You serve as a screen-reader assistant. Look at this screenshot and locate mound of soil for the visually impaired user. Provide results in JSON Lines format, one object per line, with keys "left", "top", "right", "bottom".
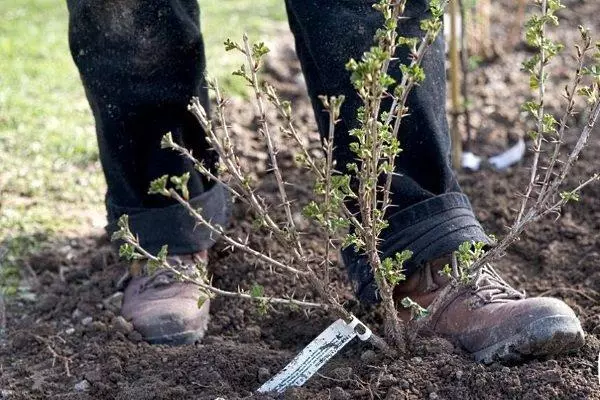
{"left": 2, "top": 1, "right": 600, "bottom": 398}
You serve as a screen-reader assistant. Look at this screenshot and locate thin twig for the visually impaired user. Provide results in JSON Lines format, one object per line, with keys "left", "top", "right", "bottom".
{"left": 169, "top": 189, "right": 306, "bottom": 277}
{"left": 122, "top": 228, "right": 324, "bottom": 310}
{"left": 188, "top": 98, "right": 280, "bottom": 233}
{"left": 538, "top": 32, "right": 592, "bottom": 202}
{"left": 32, "top": 334, "right": 72, "bottom": 377}
{"left": 322, "top": 101, "right": 337, "bottom": 285}
{"left": 242, "top": 35, "right": 300, "bottom": 247}
{"left": 515, "top": 0, "right": 548, "bottom": 226}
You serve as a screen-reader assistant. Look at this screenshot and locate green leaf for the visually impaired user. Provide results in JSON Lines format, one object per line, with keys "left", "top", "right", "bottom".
{"left": 156, "top": 245, "right": 169, "bottom": 263}
{"left": 560, "top": 191, "right": 580, "bottom": 202}
{"left": 170, "top": 173, "right": 191, "bottom": 200}
{"left": 117, "top": 214, "right": 130, "bottom": 230}
{"left": 522, "top": 101, "right": 541, "bottom": 116}
{"left": 197, "top": 294, "right": 207, "bottom": 309}
{"left": 118, "top": 243, "right": 138, "bottom": 261}
{"left": 224, "top": 38, "right": 240, "bottom": 52}
{"left": 250, "top": 284, "right": 265, "bottom": 298}
{"left": 252, "top": 42, "right": 270, "bottom": 59}
{"left": 160, "top": 132, "right": 175, "bottom": 149}
{"left": 148, "top": 175, "right": 171, "bottom": 197}
{"left": 400, "top": 297, "right": 430, "bottom": 321}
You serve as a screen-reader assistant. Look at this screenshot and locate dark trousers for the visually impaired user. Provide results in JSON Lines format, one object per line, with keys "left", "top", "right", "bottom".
{"left": 66, "top": 0, "right": 488, "bottom": 303}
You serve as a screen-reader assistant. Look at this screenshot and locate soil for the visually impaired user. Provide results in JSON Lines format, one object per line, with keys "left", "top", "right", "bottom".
{"left": 2, "top": 1, "right": 600, "bottom": 399}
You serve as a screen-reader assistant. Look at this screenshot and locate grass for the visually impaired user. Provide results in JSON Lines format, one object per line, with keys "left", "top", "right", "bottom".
{"left": 0, "top": 0, "right": 285, "bottom": 290}
{"left": 203, "top": 2, "right": 287, "bottom": 93}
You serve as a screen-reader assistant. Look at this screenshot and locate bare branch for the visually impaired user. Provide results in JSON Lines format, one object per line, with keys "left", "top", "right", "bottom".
{"left": 242, "top": 35, "right": 299, "bottom": 243}
{"left": 120, "top": 226, "right": 324, "bottom": 310}
{"left": 169, "top": 189, "right": 306, "bottom": 277}
{"left": 537, "top": 33, "right": 591, "bottom": 200}
{"left": 515, "top": 0, "right": 548, "bottom": 225}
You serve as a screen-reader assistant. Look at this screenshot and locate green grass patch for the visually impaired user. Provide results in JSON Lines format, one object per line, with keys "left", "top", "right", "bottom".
{"left": 0, "top": 0, "right": 285, "bottom": 288}
{"left": 203, "top": 1, "right": 287, "bottom": 94}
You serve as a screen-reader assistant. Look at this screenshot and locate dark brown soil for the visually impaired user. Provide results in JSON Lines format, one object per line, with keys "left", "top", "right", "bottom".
{"left": 2, "top": 1, "right": 600, "bottom": 399}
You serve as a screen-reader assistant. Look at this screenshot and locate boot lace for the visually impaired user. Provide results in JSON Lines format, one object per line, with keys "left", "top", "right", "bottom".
{"left": 139, "top": 255, "right": 204, "bottom": 291}
{"left": 471, "top": 264, "right": 526, "bottom": 303}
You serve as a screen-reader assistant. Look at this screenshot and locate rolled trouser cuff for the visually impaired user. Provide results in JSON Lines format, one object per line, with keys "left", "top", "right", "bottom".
{"left": 342, "top": 193, "right": 490, "bottom": 304}
{"left": 107, "top": 183, "right": 231, "bottom": 255}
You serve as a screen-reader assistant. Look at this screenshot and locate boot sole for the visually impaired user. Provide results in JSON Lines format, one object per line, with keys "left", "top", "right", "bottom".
{"left": 142, "top": 302, "right": 211, "bottom": 346}
{"left": 473, "top": 315, "right": 585, "bottom": 364}
{"left": 146, "top": 327, "right": 208, "bottom": 346}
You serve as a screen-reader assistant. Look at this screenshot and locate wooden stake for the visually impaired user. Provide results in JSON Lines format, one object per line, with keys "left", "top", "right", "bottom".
{"left": 449, "top": 0, "right": 462, "bottom": 169}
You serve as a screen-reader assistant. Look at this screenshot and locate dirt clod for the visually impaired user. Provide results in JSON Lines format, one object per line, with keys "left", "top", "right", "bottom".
{"left": 360, "top": 349, "right": 377, "bottom": 363}
{"left": 113, "top": 316, "right": 133, "bottom": 334}
{"left": 257, "top": 367, "right": 271, "bottom": 383}
{"left": 330, "top": 386, "right": 351, "bottom": 400}
{"left": 74, "top": 380, "right": 91, "bottom": 392}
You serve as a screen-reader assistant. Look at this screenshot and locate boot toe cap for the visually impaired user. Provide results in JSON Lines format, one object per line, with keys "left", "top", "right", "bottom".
{"left": 122, "top": 282, "right": 211, "bottom": 345}
{"left": 464, "top": 297, "right": 584, "bottom": 362}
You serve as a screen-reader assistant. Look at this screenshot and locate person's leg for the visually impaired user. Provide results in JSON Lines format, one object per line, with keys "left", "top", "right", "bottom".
{"left": 67, "top": 0, "right": 229, "bottom": 254}
{"left": 66, "top": 0, "right": 226, "bottom": 344}
{"left": 285, "top": 0, "right": 584, "bottom": 362}
{"left": 284, "top": 0, "right": 487, "bottom": 303}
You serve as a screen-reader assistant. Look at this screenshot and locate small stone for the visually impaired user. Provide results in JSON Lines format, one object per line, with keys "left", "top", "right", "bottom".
{"left": 283, "top": 387, "right": 303, "bottom": 400}
{"left": 74, "top": 380, "right": 91, "bottom": 392}
{"left": 424, "top": 337, "right": 455, "bottom": 355}
{"left": 38, "top": 294, "right": 59, "bottom": 313}
{"left": 81, "top": 317, "right": 93, "bottom": 326}
{"left": 410, "top": 356, "right": 422, "bottom": 363}
{"left": 429, "top": 393, "right": 439, "bottom": 400}
{"left": 103, "top": 292, "right": 124, "bottom": 311}
{"left": 257, "top": 367, "right": 270, "bottom": 383}
{"left": 379, "top": 374, "right": 398, "bottom": 386}
{"left": 113, "top": 316, "right": 133, "bottom": 334}
{"left": 360, "top": 349, "right": 377, "bottom": 363}
{"left": 541, "top": 369, "right": 563, "bottom": 384}
{"left": 127, "top": 330, "right": 143, "bottom": 342}
{"left": 399, "top": 379, "right": 410, "bottom": 389}
{"left": 108, "top": 372, "right": 123, "bottom": 383}
{"left": 501, "top": 366, "right": 511, "bottom": 374}
{"left": 440, "top": 364, "right": 453, "bottom": 376}
{"left": 455, "top": 370, "right": 464, "bottom": 380}
{"left": 107, "top": 356, "right": 122, "bottom": 371}
{"left": 65, "top": 328, "right": 75, "bottom": 335}
{"left": 84, "top": 370, "right": 103, "bottom": 383}
{"left": 240, "top": 325, "right": 261, "bottom": 343}
{"left": 71, "top": 308, "right": 83, "bottom": 321}
{"left": 330, "top": 387, "right": 350, "bottom": 400}
{"left": 292, "top": 212, "right": 309, "bottom": 230}
{"left": 92, "top": 321, "right": 107, "bottom": 332}
{"left": 425, "top": 382, "right": 436, "bottom": 394}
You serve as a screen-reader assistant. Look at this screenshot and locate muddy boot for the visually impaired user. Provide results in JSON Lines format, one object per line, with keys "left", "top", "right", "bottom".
{"left": 121, "top": 251, "right": 210, "bottom": 345}
{"left": 395, "top": 258, "right": 585, "bottom": 363}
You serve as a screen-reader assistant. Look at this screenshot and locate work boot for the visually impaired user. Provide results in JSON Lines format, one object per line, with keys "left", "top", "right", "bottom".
{"left": 121, "top": 251, "right": 210, "bottom": 345}
{"left": 395, "top": 258, "right": 585, "bottom": 363}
